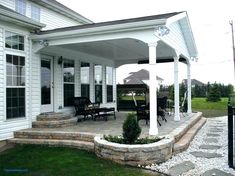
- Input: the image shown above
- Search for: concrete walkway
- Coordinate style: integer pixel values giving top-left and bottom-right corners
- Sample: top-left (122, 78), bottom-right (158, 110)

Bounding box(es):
top-left (148, 116), bottom-right (235, 176)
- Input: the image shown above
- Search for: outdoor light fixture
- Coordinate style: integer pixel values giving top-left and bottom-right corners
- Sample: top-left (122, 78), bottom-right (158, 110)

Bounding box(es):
top-left (39, 40), bottom-right (49, 46)
top-left (58, 56), bottom-right (63, 65)
top-left (154, 26), bottom-right (170, 37)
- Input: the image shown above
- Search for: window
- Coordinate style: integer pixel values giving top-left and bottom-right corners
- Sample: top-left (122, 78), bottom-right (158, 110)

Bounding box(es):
top-left (5, 31), bottom-right (24, 51)
top-left (95, 65), bottom-right (102, 103)
top-left (6, 54), bottom-right (25, 119)
top-left (63, 60), bottom-right (74, 106)
top-left (15, 0), bottom-right (26, 15)
top-left (81, 62), bottom-right (90, 98)
top-left (106, 66), bottom-right (113, 102)
top-left (31, 5), bottom-right (40, 21)
top-left (6, 54), bottom-right (25, 86)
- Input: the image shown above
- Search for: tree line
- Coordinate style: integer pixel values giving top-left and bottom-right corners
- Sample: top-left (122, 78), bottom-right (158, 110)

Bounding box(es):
top-left (160, 82), bottom-right (234, 102)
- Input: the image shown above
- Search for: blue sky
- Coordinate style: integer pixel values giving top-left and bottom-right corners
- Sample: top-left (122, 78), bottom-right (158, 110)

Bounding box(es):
top-left (58, 0), bottom-right (235, 85)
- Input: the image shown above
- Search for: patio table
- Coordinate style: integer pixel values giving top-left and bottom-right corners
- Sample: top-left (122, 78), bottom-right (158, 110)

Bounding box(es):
top-left (94, 107), bottom-right (116, 121)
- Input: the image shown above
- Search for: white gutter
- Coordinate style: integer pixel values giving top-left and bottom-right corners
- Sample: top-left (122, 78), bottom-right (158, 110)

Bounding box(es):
top-left (31, 19), bottom-right (166, 40)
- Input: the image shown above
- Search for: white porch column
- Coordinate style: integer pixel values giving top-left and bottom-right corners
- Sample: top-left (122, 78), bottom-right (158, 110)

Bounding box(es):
top-left (187, 62), bottom-right (192, 113)
top-left (148, 42), bottom-right (158, 136)
top-left (174, 56), bottom-right (180, 121)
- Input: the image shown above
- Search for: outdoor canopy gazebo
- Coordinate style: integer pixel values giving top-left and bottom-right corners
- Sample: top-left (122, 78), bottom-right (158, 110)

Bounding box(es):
top-left (32, 11), bottom-right (198, 135)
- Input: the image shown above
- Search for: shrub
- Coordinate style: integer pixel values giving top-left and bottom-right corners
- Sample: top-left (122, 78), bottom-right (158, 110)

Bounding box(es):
top-left (104, 135), bottom-right (162, 144)
top-left (122, 113), bottom-right (141, 144)
top-left (207, 83), bottom-right (221, 102)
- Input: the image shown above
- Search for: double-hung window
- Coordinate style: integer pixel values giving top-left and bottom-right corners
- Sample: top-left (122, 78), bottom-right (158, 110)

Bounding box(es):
top-left (94, 65), bottom-right (102, 103)
top-left (106, 67), bottom-right (113, 102)
top-left (5, 31), bottom-right (25, 119)
top-left (15, 0), bottom-right (26, 15)
top-left (80, 62), bottom-right (90, 98)
top-left (5, 31), bottom-right (24, 51)
top-left (63, 60), bottom-right (75, 106)
top-left (31, 5), bottom-right (40, 22)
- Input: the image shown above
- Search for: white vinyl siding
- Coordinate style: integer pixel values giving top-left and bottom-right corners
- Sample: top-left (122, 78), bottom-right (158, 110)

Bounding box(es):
top-left (40, 6), bottom-right (81, 30)
top-left (162, 21), bottom-right (190, 58)
top-left (0, 0), bottom-right (82, 30)
top-left (0, 27), bottom-right (4, 122)
top-left (0, 0), bottom-right (15, 10)
top-left (0, 119), bottom-right (29, 139)
top-left (0, 24), bottom-right (31, 140)
top-left (31, 53), bottom-right (41, 121)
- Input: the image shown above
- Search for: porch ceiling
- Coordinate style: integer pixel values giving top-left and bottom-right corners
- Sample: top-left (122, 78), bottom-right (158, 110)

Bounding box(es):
top-left (56, 38), bottom-right (177, 66)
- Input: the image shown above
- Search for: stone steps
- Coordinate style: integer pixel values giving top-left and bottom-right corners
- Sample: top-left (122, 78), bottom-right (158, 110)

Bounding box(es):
top-left (173, 117), bottom-right (207, 154)
top-left (8, 138), bottom-right (94, 151)
top-left (37, 112), bottom-right (72, 121)
top-left (32, 117), bottom-right (77, 128)
top-left (32, 112), bottom-right (77, 128)
top-left (14, 130), bottom-right (96, 142)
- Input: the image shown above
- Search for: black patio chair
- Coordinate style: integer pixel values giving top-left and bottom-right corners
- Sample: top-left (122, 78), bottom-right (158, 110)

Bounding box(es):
top-left (157, 97), bottom-right (167, 122)
top-left (74, 97), bottom-right (100, 121)
top-left (136, 105), bottom-right (161, 126)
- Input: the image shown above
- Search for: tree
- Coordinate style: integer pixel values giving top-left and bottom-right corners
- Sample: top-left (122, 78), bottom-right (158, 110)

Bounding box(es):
top-left (206, 83), bottom-right (221, 102)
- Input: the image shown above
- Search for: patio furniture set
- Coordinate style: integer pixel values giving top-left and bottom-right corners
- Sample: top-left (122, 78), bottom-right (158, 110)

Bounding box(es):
top-left (74, 97), bottom-right (116, 121)
top-left (74, 96), bottom-right (168, 126)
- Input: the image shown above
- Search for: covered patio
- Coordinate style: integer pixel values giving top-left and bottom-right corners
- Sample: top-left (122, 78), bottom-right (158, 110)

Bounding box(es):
top-left (31, 11), bottom-right (198, 136)
top-left (24, 112), bottom-right (196, 137)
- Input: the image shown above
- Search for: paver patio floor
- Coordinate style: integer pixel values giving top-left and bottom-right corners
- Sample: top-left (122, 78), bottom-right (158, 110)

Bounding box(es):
top-left (29, 112), bottom-right (195, 137)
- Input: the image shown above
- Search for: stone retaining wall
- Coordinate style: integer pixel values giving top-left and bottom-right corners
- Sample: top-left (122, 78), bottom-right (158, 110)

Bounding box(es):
top-left (94, 136), bottom-right (174, 166)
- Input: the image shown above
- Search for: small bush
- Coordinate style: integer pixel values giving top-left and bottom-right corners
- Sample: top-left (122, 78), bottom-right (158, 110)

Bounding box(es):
top-left (122, 113), bottom-right (141, 144)
top-left (104, 135), bottom-right (162, 144)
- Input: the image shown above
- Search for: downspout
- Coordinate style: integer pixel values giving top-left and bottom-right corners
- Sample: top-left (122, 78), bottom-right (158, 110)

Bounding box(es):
top-left (28, 38), bottom-right (32, 128)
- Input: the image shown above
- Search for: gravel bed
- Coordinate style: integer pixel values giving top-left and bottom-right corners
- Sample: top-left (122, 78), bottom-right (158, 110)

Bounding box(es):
top-left (146, 116), bottom-right (235, 176)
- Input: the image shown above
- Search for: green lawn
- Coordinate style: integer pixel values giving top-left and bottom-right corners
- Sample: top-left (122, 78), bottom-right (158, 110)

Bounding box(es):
top-left (192, 97), bottom-right (228, 117)
top-left (0, 145), bottom-right (160, 176)
top-left (120, 96), bottom-right (145, 101)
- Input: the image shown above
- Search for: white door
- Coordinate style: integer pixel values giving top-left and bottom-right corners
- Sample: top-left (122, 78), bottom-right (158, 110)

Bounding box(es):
top-left (41, 56), bottom-right (54, 113)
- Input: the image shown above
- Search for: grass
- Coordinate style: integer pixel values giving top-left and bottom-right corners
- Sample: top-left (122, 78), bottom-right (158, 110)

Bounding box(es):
top-left (192, 97), bottom-right (228, 117)
top-left (0, 145), bottom-right (161, 176)
top-left (120, 96), bottom-right (145, 101)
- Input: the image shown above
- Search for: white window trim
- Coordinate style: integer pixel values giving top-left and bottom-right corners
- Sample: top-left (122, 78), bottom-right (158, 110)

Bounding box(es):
top-left (63, 59), bottom-right (75, 107)
top-left (4, 29), bottom-right (26, 121)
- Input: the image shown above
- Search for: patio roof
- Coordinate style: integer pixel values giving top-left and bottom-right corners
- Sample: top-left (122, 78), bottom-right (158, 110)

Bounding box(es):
top-left (32, 11), bottom-right (198, 67)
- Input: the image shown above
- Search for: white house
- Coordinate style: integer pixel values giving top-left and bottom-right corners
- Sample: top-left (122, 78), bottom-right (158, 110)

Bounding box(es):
top-left (0, 0), bottom-right (198, 140)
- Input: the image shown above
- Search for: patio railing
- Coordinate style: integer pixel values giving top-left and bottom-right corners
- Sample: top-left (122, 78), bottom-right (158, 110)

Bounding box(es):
top-left (228, 95), bottom-right (235, 168)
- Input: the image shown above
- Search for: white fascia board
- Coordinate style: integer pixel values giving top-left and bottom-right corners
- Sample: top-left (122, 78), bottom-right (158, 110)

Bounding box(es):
top-left (183, 17), bottom-right (198, 58)
top-left (165, 12), bottom-right (186, 25)
top-left (31, 19), bottom-right (166, 40)
top-left (166, 11), bottom-right (198, 59)
top-left (0, 8), bottom-right (46, 29)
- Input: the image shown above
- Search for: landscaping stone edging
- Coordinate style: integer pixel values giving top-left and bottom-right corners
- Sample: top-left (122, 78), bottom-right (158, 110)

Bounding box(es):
top-left (94, 112), bottom-right (203, 166)
top-left (94, 136), bottom-right (174, 166)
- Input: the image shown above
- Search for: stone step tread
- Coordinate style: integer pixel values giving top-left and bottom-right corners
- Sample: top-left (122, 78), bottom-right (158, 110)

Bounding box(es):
top-left (173, 117), bottom-right (207, 153)
top-left (32, 118), bottom-right (77, 128)
top-left (37, 115), bottom-right (72, 121)
top-left (8, 138), bottom-right (94, 151)
top-left (34, 117), bottom-right (77, 124)
top-left (14, 130), bottom-right (96, 142)
top-left (36, 112), bottom-right (72, 121)
top-left (172, 112), bottom-right (203, 142)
